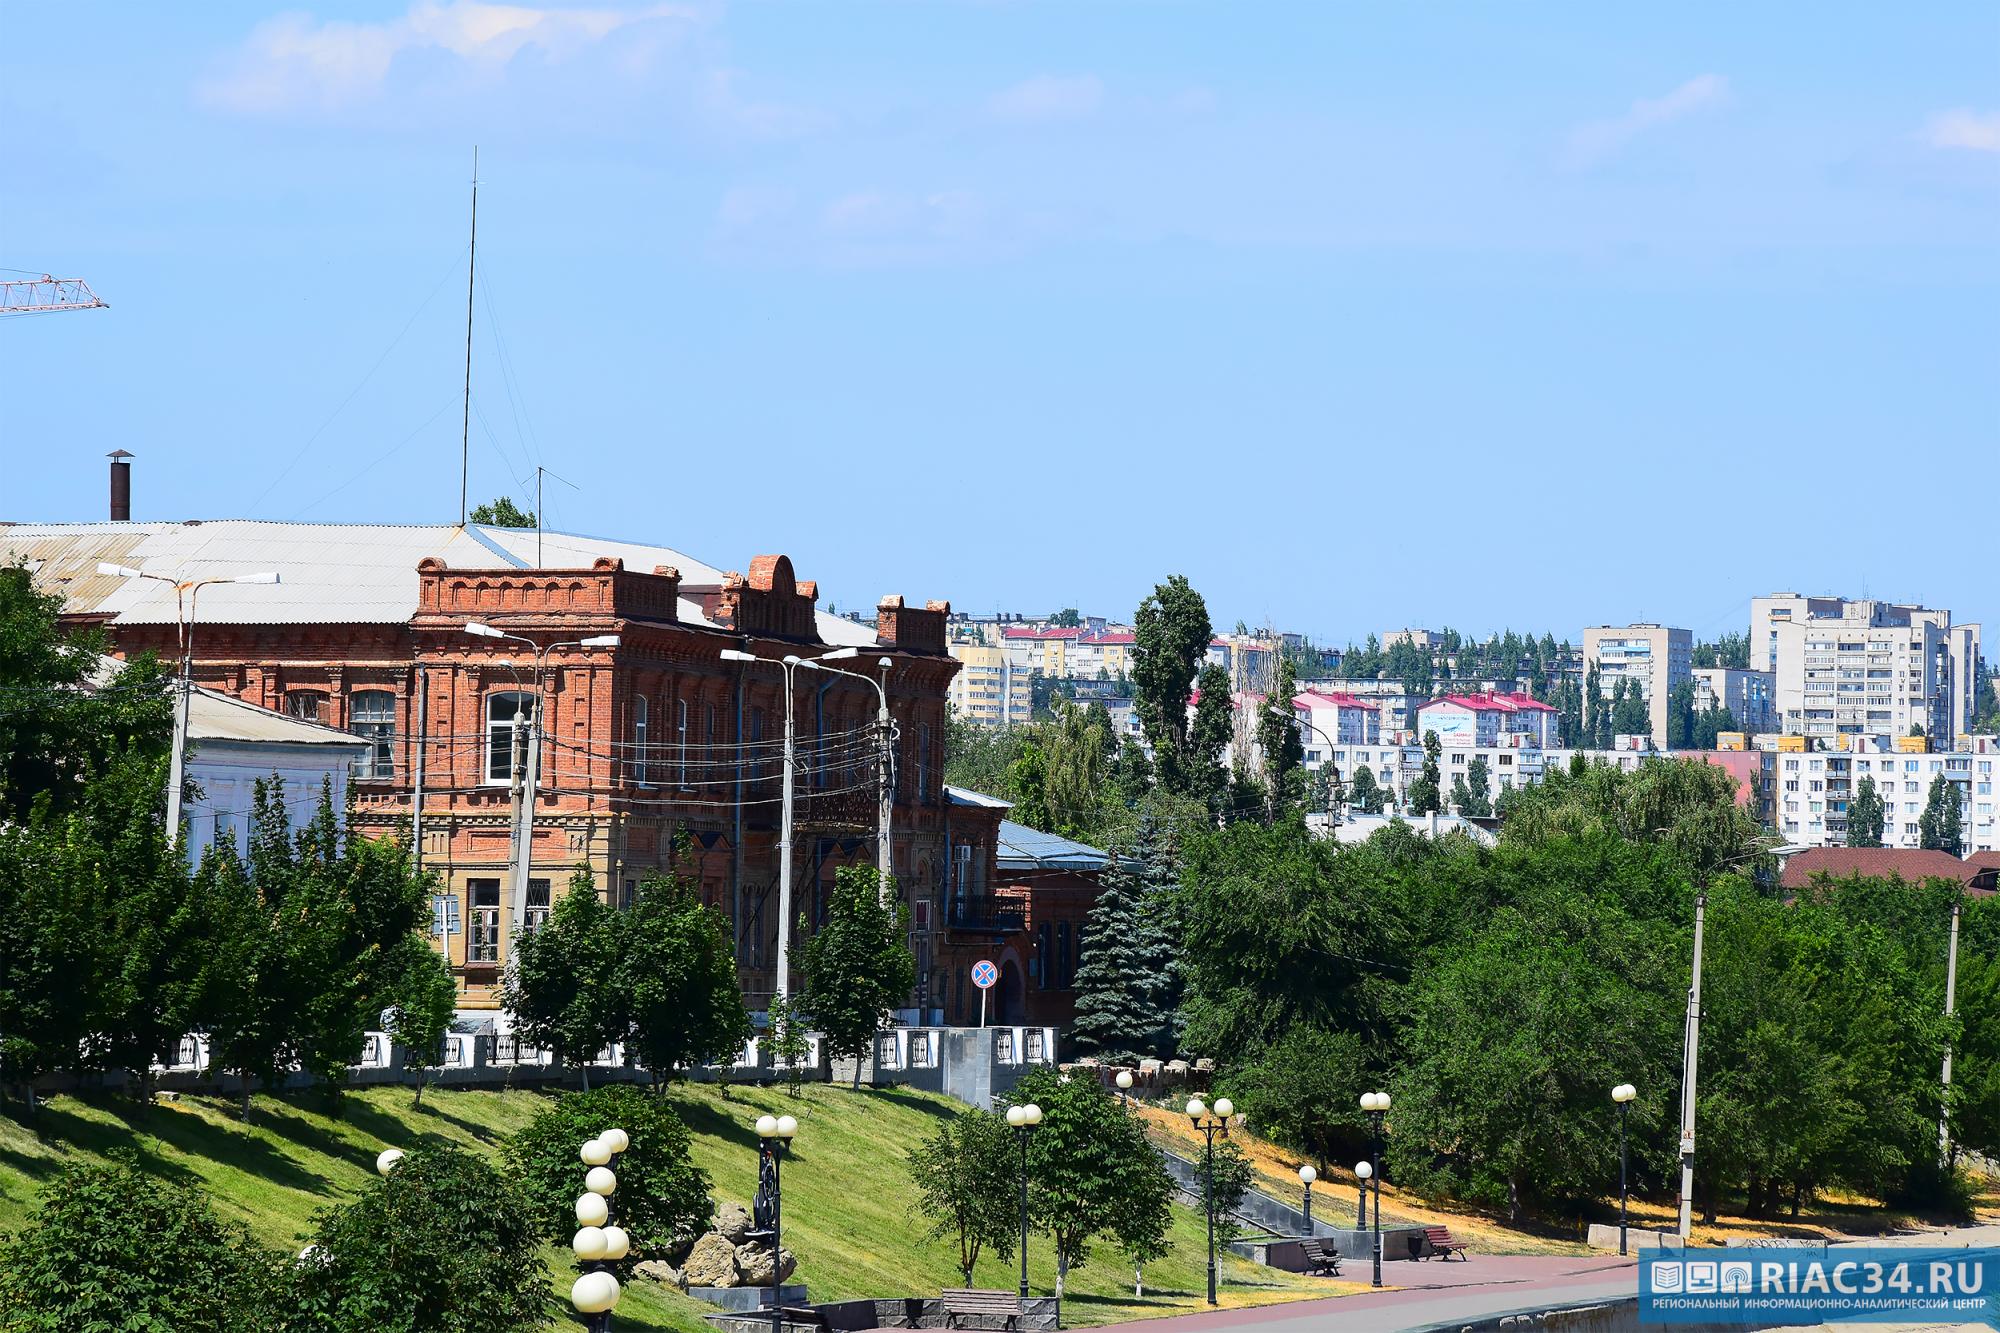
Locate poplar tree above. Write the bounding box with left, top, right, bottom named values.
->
left=1919, top=775, right=1964, bottom=856
left=1408, top=731, right=1443, bottom=815
left=1845, top=776, right=1886, bottom=848
left=801, top=866, right=916, bottom=1089
left=1255, top=657, right=1305, bottom=820
left=1132, top=576, right=1212, bottom=797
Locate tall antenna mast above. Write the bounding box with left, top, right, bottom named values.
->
left=459, top=146, right=479, bottom=526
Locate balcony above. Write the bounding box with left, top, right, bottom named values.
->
left=946, top=898, right=1027, bottom=934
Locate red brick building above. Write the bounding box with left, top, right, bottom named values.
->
left=8, top=519, right=982, bottom=1014
left=936, top=788, right=1121, bottom=1028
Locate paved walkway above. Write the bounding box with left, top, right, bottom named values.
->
left=1098, top=1254, right=1640, bottom=1333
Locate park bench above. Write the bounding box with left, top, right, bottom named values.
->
left=1422, top=1225, right=1468, bottom=1260
left=940, top=1288, right=1024, bottom=1330
left=1298, top=1238, right=1344, bottom=1276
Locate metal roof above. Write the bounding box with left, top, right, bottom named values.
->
left=947, top=785, right=1014, bottom=809
left=189, top=687, right=370, bottom=749
left=1, top=520, right=884, bottom=646
left=996, top=819, right=1115, bottom=873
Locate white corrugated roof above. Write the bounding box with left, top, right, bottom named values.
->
left=2, top=520, right=886, bottom=647
left=189, top=687, right=370, bottom=749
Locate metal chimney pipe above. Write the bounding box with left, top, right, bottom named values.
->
left=108, top=450, right=133, bottom=521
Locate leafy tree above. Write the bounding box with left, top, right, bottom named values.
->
left=1011, top=1067, right=1175, bottom=1299
left=506, top=1085, right=713, bottom=1267
left=200, top=778, right=427, bottom=1116
left=1188, top=663, right=1233, bottom=814
left=1394, top=872, right=1680, bottom=1221
left=1041, top=699, right=1111, bottom=841
left=1692, top=633, right=1750, bottom=669
left=618, top=868, right=752, bottom=1089
left=1223, top=1023, right=1370, bottom=1170
left=0, top=1157, right=278, bottom=1332
left=1462, top=754, right=1493, bottom=817
left=1583, top=663, right=1605, bottom=748
left=1048, top=608, right=1082, bottom=628
left=1846, top=776, right=1886, bottom=848
left=1200, top=1138, right=1256, bottom=1248
left=380, top=932, right=457, bottom=1105
left=1407, top=731, right=1442, bottom=816
left=1005, top=739, right=1053, bottom=831
left=1499, top=755, right=1770, bottom=888
left=0, top=807, right=128, bottom=1090
left=801, top=865, right=916, bottom=1089
left=1068, top=814, right=1178, bottom=1061
left=501, top=869, right=624, bottom=1089
left=1349, top=764, right=1385, bottom=814
left=1668, top=679, right=1697, bottom=749
left=767, top=993, right=811, bottom=1098
left=0, top=563, right=173, bottom=823
left=468, top=496, right=535, bottom=528
left=1691, top=705, right=1739, bottom=751
left=1255, top=657, right=1305, bottom=820
left=1610, top=678, right=1650, bottom=739
left=1449, top=774, right=1474, bottom=815
left=281, top=1146, right=551, bottom=1333
left=907, top=1109, right=1018, bottom=1284
left=1132, top=576, right=1212, bottom=797
left=1919, top=775, right=1964, bottom=855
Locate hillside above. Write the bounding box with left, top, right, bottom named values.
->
left=0, top=1084, right=1352, bottom=1331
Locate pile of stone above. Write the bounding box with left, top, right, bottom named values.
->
left=636, top=1200, right=798, bottom=1290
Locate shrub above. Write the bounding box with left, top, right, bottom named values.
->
left=279, top=1145, right=550, bottom=1333
left=506, top=1084, right=713, bottom=1267
left=0, top=1157, right=278, bottom=1332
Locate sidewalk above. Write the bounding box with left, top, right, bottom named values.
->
left=1096, top=1254, right=1639, bottom=1333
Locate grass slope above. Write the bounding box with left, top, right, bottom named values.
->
left=0, top=1084, right=1350, bottom=1331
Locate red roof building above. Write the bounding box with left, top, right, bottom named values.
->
left=1777, top=847, right=1997, bottom=896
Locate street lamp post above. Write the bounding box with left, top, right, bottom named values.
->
left=1298, top=1164, right=1316, bottom=1233
left=1115, top=1069, right=1133, bottom=1106
left=1359, top=1091, right=1391, bottom=1287
left=805, top=648, right=896, bottom=898
left=754, top=1113, right=799, bottom=1333
left=1612, top=1083, right=1637, bottom=1255
left=1354, top=1160, right=1372, bottom=1228
left=466, top=624, right=620, bottom=944
left=722, top=647, right=871, bottom=1000
left=1005, top=1102, right=1043, bottom=1304
left=1297, top=716, right=1344, bottom=828
left=97, top=562, right=281, bottom=850
left=1186, top=1096, right=1234, bottom=1306
left=571, top=1126, right=631, bottom=1332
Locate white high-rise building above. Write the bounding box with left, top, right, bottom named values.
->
left=1754, top=594, right=1982, bottom=741
left=1583, top=624, right=1692, bottom=748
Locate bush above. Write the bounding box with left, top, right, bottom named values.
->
left=506, top=1084, right=713, bottom=1268
left=280, top=1145, right=550, bottom=1333
left=0, top=1157, right=278, bottom=1332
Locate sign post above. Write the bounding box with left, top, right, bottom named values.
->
left=972, top=959, right=998, bottom=1028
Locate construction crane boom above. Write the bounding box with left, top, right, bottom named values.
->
left=0, top=275, right=108, bottom=316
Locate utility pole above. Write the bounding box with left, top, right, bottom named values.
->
left=411, top=665, right=428, bottom=876
left=778, top=657, right=797, bottom=1000
left=507, top=699, right=532, bottom=936
left=1676, top=889, right=1708, bottom=1238
left=460, top=146, right=478, bottom=527
left=876, top=659, right=893, bottom=891
left=1942, top=893, right=1963, bottom=1161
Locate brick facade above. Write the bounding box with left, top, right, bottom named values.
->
left=58, top=537, right=963, bottom=1012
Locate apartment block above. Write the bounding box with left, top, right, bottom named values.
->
left=1755, top=594, right=1982, bottom=741
left=1692, top=666, right=1776, bottom=734
left=1584, top=623, right=1693, bottom=749
left=948, top=643, right=1030, bottom=727
left=1772, top=741, right=1996, bottom=853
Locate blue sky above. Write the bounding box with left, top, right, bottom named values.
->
left=4, top=2, right=1995, bottom=646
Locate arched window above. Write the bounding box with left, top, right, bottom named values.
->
left=350, top=690, right=396, bottom=779
left=632, top=695, right=650, bottom=786
left=487, top=692, right=533, bottom=784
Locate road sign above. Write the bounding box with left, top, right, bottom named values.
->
left=972, top=959, right=998, bottom=1028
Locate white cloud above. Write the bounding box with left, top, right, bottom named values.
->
left=987, top=74, right=1104, bottom=125
left=200, top=1, right=694, bottom=113
left=1564, top=74, right=1730, bottom=168
left=1923, top=109, right=2000, bottom=153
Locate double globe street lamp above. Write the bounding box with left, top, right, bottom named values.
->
left=753, top=1114, right=800, bottom=1333
left=1005, top=1103, right=1043, bottom=1305
left=1612, top=1083, right=1638, bottom=1256
left=572, top=1127, right=632, bottom=1331
left=1186, top=1096, right=1234, bottom=1307
left=1358, top=1091, right=1391, bottom=1288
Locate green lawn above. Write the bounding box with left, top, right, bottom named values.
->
left=0, top=1082, right=1349, bottom=1330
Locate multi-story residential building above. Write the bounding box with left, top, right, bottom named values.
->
left=1383, top=629, right=1443, bottom=649
left=1584, top=623, right=1692, bottom=749
left=12, top=517, right=969, bottom=1017
left=1756, top=594, right=1982, bottom=741
left=1692, top=666, right=1776, bottom=735
left=1071, top=628, right=1135, bottom=679
left=1416, top=692, right=1561, bottom=749
left=1000, top=625, right=1078, bottom=676
left=1294, top=691, right=1382, bottom=762
left=948, top=643, right=1030, bottom=727
left=1770, top=738, right=1997, bottom=852
left=1209, top=633, right=1279, bottom=695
